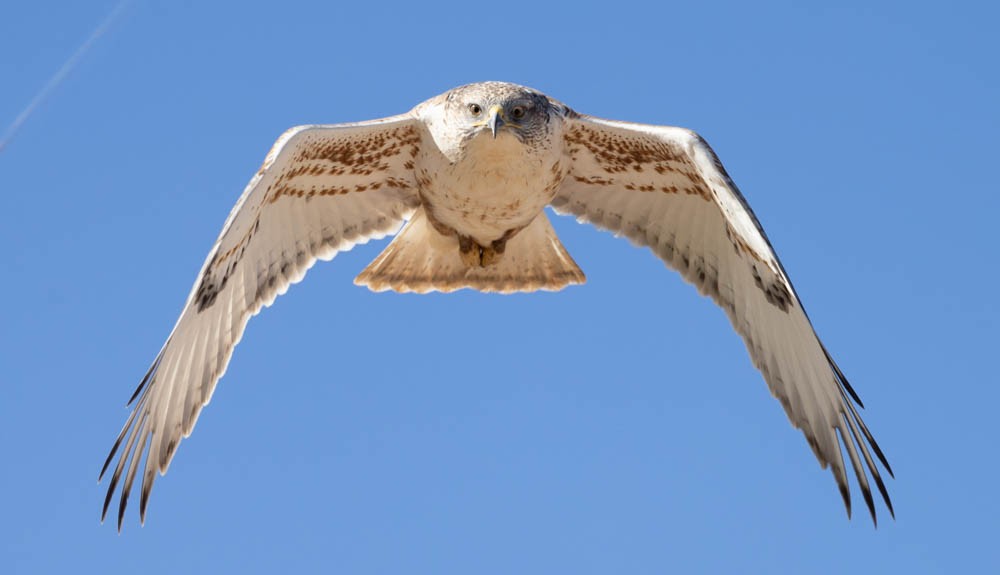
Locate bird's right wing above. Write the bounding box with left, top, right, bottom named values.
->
left=100, top=115, right=424, bottom=529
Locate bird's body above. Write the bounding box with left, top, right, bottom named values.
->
left=100, top=82, right=893, bottom=530
left=419, top=126, right=560, bottom=246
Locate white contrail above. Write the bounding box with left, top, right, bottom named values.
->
left=0, top=0, right=131, bottom=153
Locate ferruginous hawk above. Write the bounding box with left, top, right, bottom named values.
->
left=100, top=81, right=893, bottom=530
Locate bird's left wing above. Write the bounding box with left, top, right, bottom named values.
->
left=551, top=114, right=893, bottom=523
left=100, top=115, right=423, bottom=529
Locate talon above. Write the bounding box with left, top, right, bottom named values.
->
left=460, top=248, right=482, bottom=268
left=458, top=235, right=505, bottom=267
left=458, top=235, right=482, bottom=267
left=481, top=246, right=500, bottom=267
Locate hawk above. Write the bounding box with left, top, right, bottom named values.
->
left=100, top=81, right=893, bottom=530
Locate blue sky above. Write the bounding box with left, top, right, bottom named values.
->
left=2, top=1, right=997, bottom=573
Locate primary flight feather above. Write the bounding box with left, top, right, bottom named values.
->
left=100, top=81, right=893, bottom=530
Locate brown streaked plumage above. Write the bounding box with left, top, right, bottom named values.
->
left=100, top=81, right=892, bottom=531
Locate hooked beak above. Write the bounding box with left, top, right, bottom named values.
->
left=487, top=105, right=504, bottom=138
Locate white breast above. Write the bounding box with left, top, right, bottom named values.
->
left=417, top=131, right=565, bottom=244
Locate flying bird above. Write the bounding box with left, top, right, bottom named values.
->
left=100, top=81, right=893, bottom=530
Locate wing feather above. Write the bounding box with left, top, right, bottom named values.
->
left=100, top=115, right=424, bottom=529
left=552, top=115, right=893, bottom=523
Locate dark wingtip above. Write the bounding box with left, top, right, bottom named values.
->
left=842, top=389, right=895, bottom=479
left=101, top=409, right=141, bottom=482
left=101, top=460, right=124, bottom=524
left=99, top=427, right=131, bottom=482
left=868, top=436, right=894, bottom=478
left=140, top=486, right=150, bottom=525
left=838, top=482, right=852, bottom=519
left=828, top=351, right=894, bottom=526
left=872, top=472, right=895, bottom=520
left=117, top=489, right=129, bottom=533
left=101, top=486, right=114, bottom=524
left=127, top=355, right=160, bottom=406
left=861, top=481, right=877, bottom=527
left=99, top=446, right=118, bottom=482
left=825, top=347, right=864, bottom=407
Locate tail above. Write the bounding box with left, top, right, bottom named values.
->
left=355, top=208, right=585, bottom=294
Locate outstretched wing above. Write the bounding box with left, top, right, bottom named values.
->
left=100, top=115, right=423, bottom=529
left=552, top=115, right=893, bottom=523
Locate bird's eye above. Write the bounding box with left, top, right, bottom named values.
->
left=468, top=103, right=482, bottom=116
left=510, top=105, right=526, bottom=120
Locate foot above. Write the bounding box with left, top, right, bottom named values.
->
left=458, top=235, right=482, bottom=267
left=480, top=245, right=500, bottom=267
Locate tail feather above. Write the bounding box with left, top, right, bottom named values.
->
left=355, top=208, right=585, bottom=294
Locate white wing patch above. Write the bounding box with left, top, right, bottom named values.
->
left=552, top=115, right=893, bottom=523
left=100, top=116, right=423, bottom=529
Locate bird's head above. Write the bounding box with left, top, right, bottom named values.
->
left=444, top=82, right=557, bottom=147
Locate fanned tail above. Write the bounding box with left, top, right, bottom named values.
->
left=355, top=208, right=585, bottom=294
